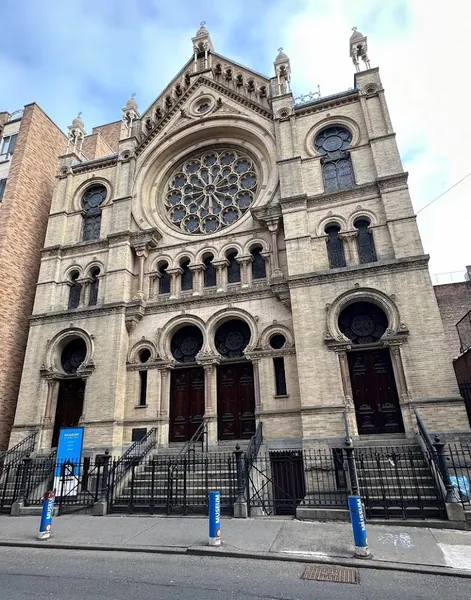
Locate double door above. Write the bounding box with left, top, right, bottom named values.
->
left=217, top=362, right=256, bottom=440
left=169, top=367, right=205, bottom=442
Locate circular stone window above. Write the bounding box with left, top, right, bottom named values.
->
left=138, top=348, right=151, bottom=363
left=61, top=338, right=87, bottom=374
left=165, top=148, right=258, bottom=235
left=314, top=126, right=352, bottom=157
left=269, top=334, right=286, bottom=350
left=171, top=325, right=203, bottom=363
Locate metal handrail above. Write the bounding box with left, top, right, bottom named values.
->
left=0, top=430, right=37, bottom=470
left=112, top=427, right=157, bottom=485
left=413, top=406, right=447, bottom=500
left=246, top=422, right=263, bottom=465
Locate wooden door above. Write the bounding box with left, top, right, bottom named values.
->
left=217, top=362, right=256, bottom=440
left=270, top=451, right=306, bottom=516
left=348, top=349, right=404, bottom=435
left=169, top=367, right=205, bottom=442
left=52, top=379, right=85, bottom=447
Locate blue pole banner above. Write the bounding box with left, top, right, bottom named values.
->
left=38, top=491, right=55, bottom=540
left=54, top=427, right=84, bottom=496
left=208, top=490, right=221, bottom=546
left=347, top=495, right=370, bottom=557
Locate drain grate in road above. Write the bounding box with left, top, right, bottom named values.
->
left=301, top=564, right=360, bottom=585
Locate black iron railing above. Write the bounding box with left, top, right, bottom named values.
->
left=457, top=310, right=471, bottom=353
left=0, top=431, right=37, bottom=471
left=447, top=442, right=471, bottom=506
left=112, top=427, right=157, bottom=486
left=246, top=422, right=263, bottom=465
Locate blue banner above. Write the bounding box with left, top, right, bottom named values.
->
left=348, top=495, right=368, bottom=550
left=54, top=427, right=84, bottom=496
left=208, top=491, right=221, bottom=546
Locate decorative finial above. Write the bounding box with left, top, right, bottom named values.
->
left=77, top=111, right=82, bottom=117
left=352, top=26, right=357, bottom=32
left=278, top=47, right=283, bottom=53
left=131, top=93, right=136, bottom=99
left=200, top=21, right=206, bottom=27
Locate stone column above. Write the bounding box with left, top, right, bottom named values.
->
left=249, top=357, right=263, bottom=412
left=386, top=343, right=413, bottom=431
left=337, top=350, right=358, bottom=436
left=340, top=231, right=359, bottom=266
left=166, top=267, right=182, bottom=300
left=39, top=378, right=58, bottom=450
left=212, top=258, right=229, bottom=293
left=190, top=263, right=204, bottom=296
left=198, top=356, right=220, bottom=445
left=261, top=250, right=272, bottom=280
left=237, top=255, right=252, bottom=288
left=75, top=277, right=89, bottom=307
left=134, top=246, right=149, bottom=300
left=267, top=218, right=283, bottom=279
left=157, top=364, right=173, bottom=446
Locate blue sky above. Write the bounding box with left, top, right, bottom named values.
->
left=1, top=0, right=470, bottom=278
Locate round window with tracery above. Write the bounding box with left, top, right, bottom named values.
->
left=165, top=148, right=258, bottom=234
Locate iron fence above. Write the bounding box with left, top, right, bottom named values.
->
left=246, top=449, right=348, bottom=516
left=446, top=443, right=471, bottom=506
left=108, top=452, right=237, bottom=515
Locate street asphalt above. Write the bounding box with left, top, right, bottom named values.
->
left=1, top=545, right=471, bottom=600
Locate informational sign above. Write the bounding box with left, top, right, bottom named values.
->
left=208, top=490, right=221, bottom=546
left=54, top=427, right=84, bottom=496
left=38, top=491, right=55, bottom=540
left=347, top=495, right=370, bottom=557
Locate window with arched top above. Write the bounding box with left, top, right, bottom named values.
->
left=251, top=246, right=266, bottom=280
left=82, top=185, right=106, bottom=241
left=314, top=126, right=354, bottom=192
left=68, top=272, right=81, bottom=310
left=354, top=218, right=377, bottom=264
left=88, top=267, right=100, bottom=306
left=180, top=259, right=193, bottom=291
left=203, top=255, right=216, bottom=287
left=325, top=225, right=346, bottom=268
left=226, top=251, right=241, bottom=283
left=158, top=262, right=170, bottom=295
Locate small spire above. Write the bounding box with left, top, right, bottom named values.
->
left=192, top=20, right=213, bottom=54
left=349, top=27, right=371, bottom=72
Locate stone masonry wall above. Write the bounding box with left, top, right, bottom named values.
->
left=434, top=282, right=471, bottom=360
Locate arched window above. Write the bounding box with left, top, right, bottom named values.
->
left=180, top=259, right=193, bottom=291
left=314, top=126, right=354, bottom=192
left=339, top=301, right=387, bottom=344
left=203, top=255, right=216, bottom=287
left=82, top=185, right=107, bottom=241
left=269, top=335, right=288, bottom=396
left=68, top=271, right=81, bottom=310
left=227, top=251, right=241, bottom=283
left=325, top=225, right=346, bottom=268
left=354, top=218, right=377, bottom=263
left=251, top=246, right=266, bottom=279
left=138, top=349, right=151, bottom=407
left=61, top=338, right=87, bottom=374
left=158, top=262, right=170, bottom=294
left=88, top=267, right=100, bottom=306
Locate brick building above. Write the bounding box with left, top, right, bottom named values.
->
left=0, top=105, right=67, bottom=449
left=9, top=27, right=470, bottom=454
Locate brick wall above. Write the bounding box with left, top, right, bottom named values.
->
left=91, top=121, right=122, bottom=153
left=434, top=282, right=471, bottom=359
left=0, top=104, right=66, bottom=449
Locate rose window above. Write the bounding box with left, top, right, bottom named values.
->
left=165, top=148, right=257, bottom=234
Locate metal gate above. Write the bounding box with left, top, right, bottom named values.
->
left=356, top=446, right=446, bottom=520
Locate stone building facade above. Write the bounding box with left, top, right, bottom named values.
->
left=0, top=105, right=66, bottom=450
left=9, top=27, right=470, bottom=454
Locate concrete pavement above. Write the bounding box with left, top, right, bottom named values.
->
left=1, top=515, right=471, bottom=576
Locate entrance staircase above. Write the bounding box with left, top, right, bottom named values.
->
left=109, top=442, right=247, bottom=515
left=355, top=440, right=446, bottom=519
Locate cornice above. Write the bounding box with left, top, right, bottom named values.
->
left=30, top=303, right=126, bottom=325
left=71, top=155, right=118, bottom=174
left=135, top=76, right=273, bottom=156
left=294, top=90, right=359, bottom=117
left=288, top=255, right=430, bottom=288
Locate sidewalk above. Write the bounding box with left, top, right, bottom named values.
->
left=1, top=514, right=471, bottom=576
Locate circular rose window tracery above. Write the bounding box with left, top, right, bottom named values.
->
left=165, top=148, right=258, bottom=234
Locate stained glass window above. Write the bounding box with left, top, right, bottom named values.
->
left=204, top=255, right=216, bottom=287
left=227, top=252, right=241, bottom=283
left=325, top=225, right=346, bottom=268
left=355, top=219, right=377, bottom=264
left=251, top=247, right=266, bottom=279
left=314, top=127, right=354, bottom=192
left=68, top=272, right=81, bottom=309
left=82, top=185, right=106, bottom=241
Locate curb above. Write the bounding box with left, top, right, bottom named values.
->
left=1, top=539, right=470, bottom=579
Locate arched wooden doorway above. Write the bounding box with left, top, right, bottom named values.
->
left=215, top=319, right=256, bottom=440
left=339, top=302, right=404, bottom=435
left=52, top=338, right=87, bottom=447
left=169, top=325, right=205, bottom=442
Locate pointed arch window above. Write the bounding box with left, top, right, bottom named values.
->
left=68, top=272, right=81, bottom=310
left=315, top=126, right=354, bottom=192
left=325, top=225, right=346, bottom=268
left=251, top=246, right=266, bottom=279
left=354, top=218, right=377, bottom=264
left=227, top=251, right=241, bottom=283
left=88, top=267, right=100, bottom=306
left=180, top=259, right=193, bottom=291
left=203, top=255, right=216, bottom=287
left=82, top=185, right=106, bottom=241
left=158, top=262, right=170, bottom=295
